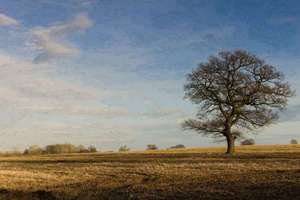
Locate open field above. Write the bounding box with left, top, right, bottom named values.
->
left=0, top=145, right=300, bottom=200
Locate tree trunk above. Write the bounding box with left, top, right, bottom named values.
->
left=225, top=135, right=235, bottom=154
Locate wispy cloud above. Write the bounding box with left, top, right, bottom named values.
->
left=0, top=51, right=135, bottom=149
left=23, top=104, right=129, bottom=117
left=268, top=15, right=298, bottom=25
left=141, top=108, right=185, bottom=118
left=0, top=13, right=19, bottom=26
left=31, top=13, right=93, bottom=63
left=0, top=52, right=121, bottom=117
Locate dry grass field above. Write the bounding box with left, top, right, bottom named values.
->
left=0, top=145, right=300, bottom=200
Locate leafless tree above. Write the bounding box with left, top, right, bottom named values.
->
left=183, top=50, right=294, bottom=154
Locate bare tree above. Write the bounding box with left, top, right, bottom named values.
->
left=183, top=50, right=294, bottom=154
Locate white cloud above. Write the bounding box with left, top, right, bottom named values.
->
left=23, top=104, right=129, bottom=117
left=141, top=108, right=185, bottom=118
left=31, top=13, right=93, bottom=63
left=0, top=52, right=123, bottom=117
left=0, top=13, right=19, bottom=26
left=0, top=51, right=137, bottom=150
left=0, top=53, right=96, bottom=99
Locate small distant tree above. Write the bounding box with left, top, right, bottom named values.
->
left=240, top=139, right=255, bottom=146
left=24, top=145, right=44, bottom=155
left=88, top=145, right=97, bottom=152
left=45, top=144, right=77, bottom=154
left=290, top=139, right=298, bottom=145
left=77, top=145, right=89, bottom=153
left=169, top=144, right=186, bottom=149
left=23, top=149, right=29, bottom=155
left=183, top=50, right=293, bottom=154
left=119, top=145, right=130, bottom=152
left=147, top=144, right=158, bottom=150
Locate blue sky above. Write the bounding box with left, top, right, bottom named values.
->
left=0, top=0, right=299, bottom=150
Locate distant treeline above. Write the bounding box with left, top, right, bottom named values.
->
left=3, top=139, right=298, bottom=156
left=118, top=144, right=186, bottom=152
left=23, top=144, right=97, bottom=155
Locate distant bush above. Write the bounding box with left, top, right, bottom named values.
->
left=76, top=144, right=90, bottom=153
left=23, top=145, right=44, bottom=155
left=240, top=139, right=255, bottom=146
left=23, top=149, right=29, bottom=155
left=119, top=145, right=130, bottom=152
left=88, top=145, right=97, bottom=152
left=169, top=144, right=185, bottom=149
left=147, top=144, right=158, bottom=150
left=45, top=144, right=78, bottom=154
left=290, top=139, right=298, bottom=145
left=79, top=149, right=90, bottom=153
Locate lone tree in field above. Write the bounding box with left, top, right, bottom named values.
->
left=183, top=50, right=293, bottom=154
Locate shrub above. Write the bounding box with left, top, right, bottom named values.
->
left=119, top=145, right=130, bottom=152
left=290, top=139, right=298, bottom=145
left=45, top=144, right=77, bottom=154
left=77, top=145, right=89, bottom=153
left=240, top=139, right=255, bottom=146
left=23, top=149, right=29, bottom=155
left=24, top=145, right=44, bottom=155
left=79, top=149, right=90, bottom=153
left=88, top=145, right=97, bottom=152
left=169, top=144, right=185, bottom=149
left=147, top=144, right=158, bottom=150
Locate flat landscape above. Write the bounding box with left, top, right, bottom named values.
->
left=0, top=145, right=300, bottom=200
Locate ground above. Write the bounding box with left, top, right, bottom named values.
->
left=0, top=145, right=300, bottom=200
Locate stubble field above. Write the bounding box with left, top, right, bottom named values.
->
left=0, top=145, right=300, bottom=200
